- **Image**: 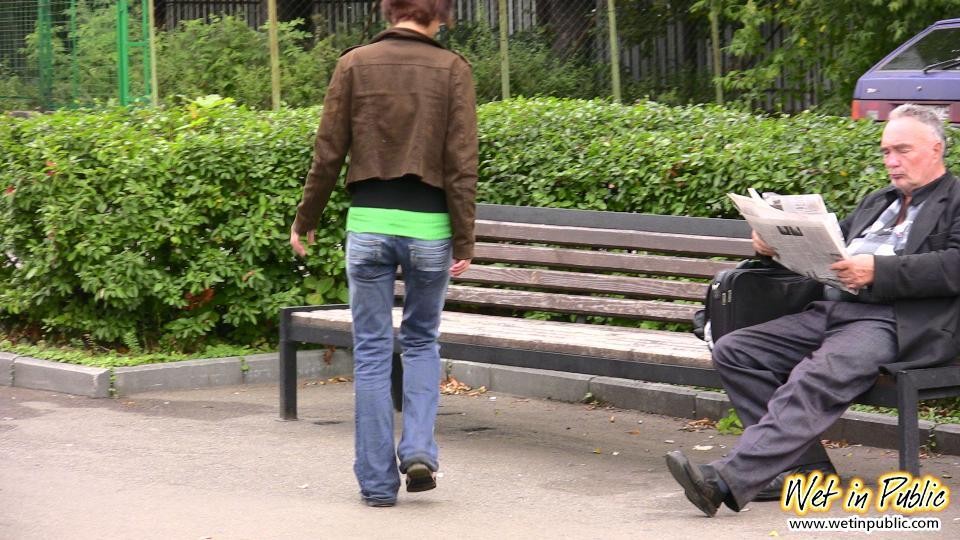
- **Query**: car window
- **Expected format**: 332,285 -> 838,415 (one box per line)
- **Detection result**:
878,28 -> 960,70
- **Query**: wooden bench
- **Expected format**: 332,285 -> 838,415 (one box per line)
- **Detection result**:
279,203 -> 960,475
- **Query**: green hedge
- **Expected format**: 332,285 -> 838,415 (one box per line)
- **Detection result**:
2,97 -> 958,348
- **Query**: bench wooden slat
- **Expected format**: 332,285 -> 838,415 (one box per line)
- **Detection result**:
476,220 -> 755,257
456,264 -> 707,301
473,243 -> 739,278
396,283 -> 699,323
292,308 -> 712,369
476,203 -> 752,239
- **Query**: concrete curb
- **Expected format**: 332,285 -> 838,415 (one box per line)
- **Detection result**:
241,349 -> 354,385
448,360 -> 960,457
114,357 -> 244,396
112,349 -> 355,396
5,355 -> 110,398
0,352 -> 14,386
5,349 -> 960,457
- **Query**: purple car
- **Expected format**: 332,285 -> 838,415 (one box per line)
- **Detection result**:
852,18 -> 960,123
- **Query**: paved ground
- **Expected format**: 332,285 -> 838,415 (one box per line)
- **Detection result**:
1,382 -> 959,540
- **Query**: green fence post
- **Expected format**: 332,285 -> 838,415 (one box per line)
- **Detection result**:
498,0 -> 510,100
117,0 -> 130,105
37,0 -> 54,110
606,0 -> 621,103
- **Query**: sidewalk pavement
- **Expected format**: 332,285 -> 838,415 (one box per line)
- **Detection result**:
1,382 -> 959,539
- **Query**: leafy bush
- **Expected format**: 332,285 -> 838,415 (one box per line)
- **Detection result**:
156,15 -> 341,109
2,97 -> 958,348
477,97 -> 959,216
0,96 -> 348,349
445,21 -> 603,102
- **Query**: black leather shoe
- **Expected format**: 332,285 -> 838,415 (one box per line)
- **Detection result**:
405,462 -> 437,493
754,461 -> 838,501
665,451 -> 726,517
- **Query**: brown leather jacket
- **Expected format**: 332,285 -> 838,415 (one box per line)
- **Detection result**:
292,28 -> 478,259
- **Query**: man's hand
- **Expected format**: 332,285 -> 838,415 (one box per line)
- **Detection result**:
830,254 -> 875,290
290,227 -> 316,257
450,259 -> 471,277
752,230 -> 777,257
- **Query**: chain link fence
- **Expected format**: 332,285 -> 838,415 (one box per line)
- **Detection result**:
1,0 -> 152,111
1,0 -> 629,111
0,1 -> 847,113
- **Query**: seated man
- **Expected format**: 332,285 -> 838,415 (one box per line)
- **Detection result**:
666,103 -> 960,517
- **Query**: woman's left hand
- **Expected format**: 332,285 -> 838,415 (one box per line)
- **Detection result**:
450,259 -> 471,277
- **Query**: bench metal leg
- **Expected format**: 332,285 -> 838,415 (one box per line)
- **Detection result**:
896,373 -> 920,475
279,338 -> 298,420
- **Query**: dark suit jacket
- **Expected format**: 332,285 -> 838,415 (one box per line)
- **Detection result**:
840,171 -> 960,372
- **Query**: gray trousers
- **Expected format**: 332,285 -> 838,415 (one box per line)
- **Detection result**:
710,301 -> 897,509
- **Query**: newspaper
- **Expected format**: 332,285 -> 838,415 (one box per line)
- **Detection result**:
728,190 -> 856,294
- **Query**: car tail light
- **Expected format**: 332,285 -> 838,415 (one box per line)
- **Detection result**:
851,100 -> 883,121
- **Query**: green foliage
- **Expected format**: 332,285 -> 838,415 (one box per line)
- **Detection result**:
2,97 -> 958,348
444,21 -> 604,102
477,97 -> 957,216
156,15 -> 341,109
0,96 -> 348,349
17,0 -> 148,108
702,0 -> 960,114
0,338 -> 265,368
716,408 -> 743,434
852,398 -> 960,426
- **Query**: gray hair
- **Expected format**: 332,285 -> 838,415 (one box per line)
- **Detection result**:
889,103 -> 948,149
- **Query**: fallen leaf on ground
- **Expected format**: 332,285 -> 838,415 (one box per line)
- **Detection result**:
626,429 -> 642,435
593,448 -> 602,454
681,418 -> 716,432
821,439 -> 849,449
440,376 -> 473,395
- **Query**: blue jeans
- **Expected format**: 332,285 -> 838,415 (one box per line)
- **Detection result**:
346,231 -> 451,504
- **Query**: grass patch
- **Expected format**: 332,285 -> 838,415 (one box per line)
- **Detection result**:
691,385 -> 960,425
0,339 -> 272,369
850,401 -> 960,426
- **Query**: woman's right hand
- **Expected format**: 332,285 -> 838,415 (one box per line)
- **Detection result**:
290,227 -> 315,257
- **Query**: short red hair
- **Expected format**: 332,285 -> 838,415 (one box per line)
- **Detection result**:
381,0 -> 453,26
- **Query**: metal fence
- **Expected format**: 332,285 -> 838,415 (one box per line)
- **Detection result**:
0,0 -> 153,111
1,1 -> 825,112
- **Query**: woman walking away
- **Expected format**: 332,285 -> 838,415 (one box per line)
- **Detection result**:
289,0 -> 478,508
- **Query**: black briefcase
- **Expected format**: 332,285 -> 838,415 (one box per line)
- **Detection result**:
694,260 -> 824,347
